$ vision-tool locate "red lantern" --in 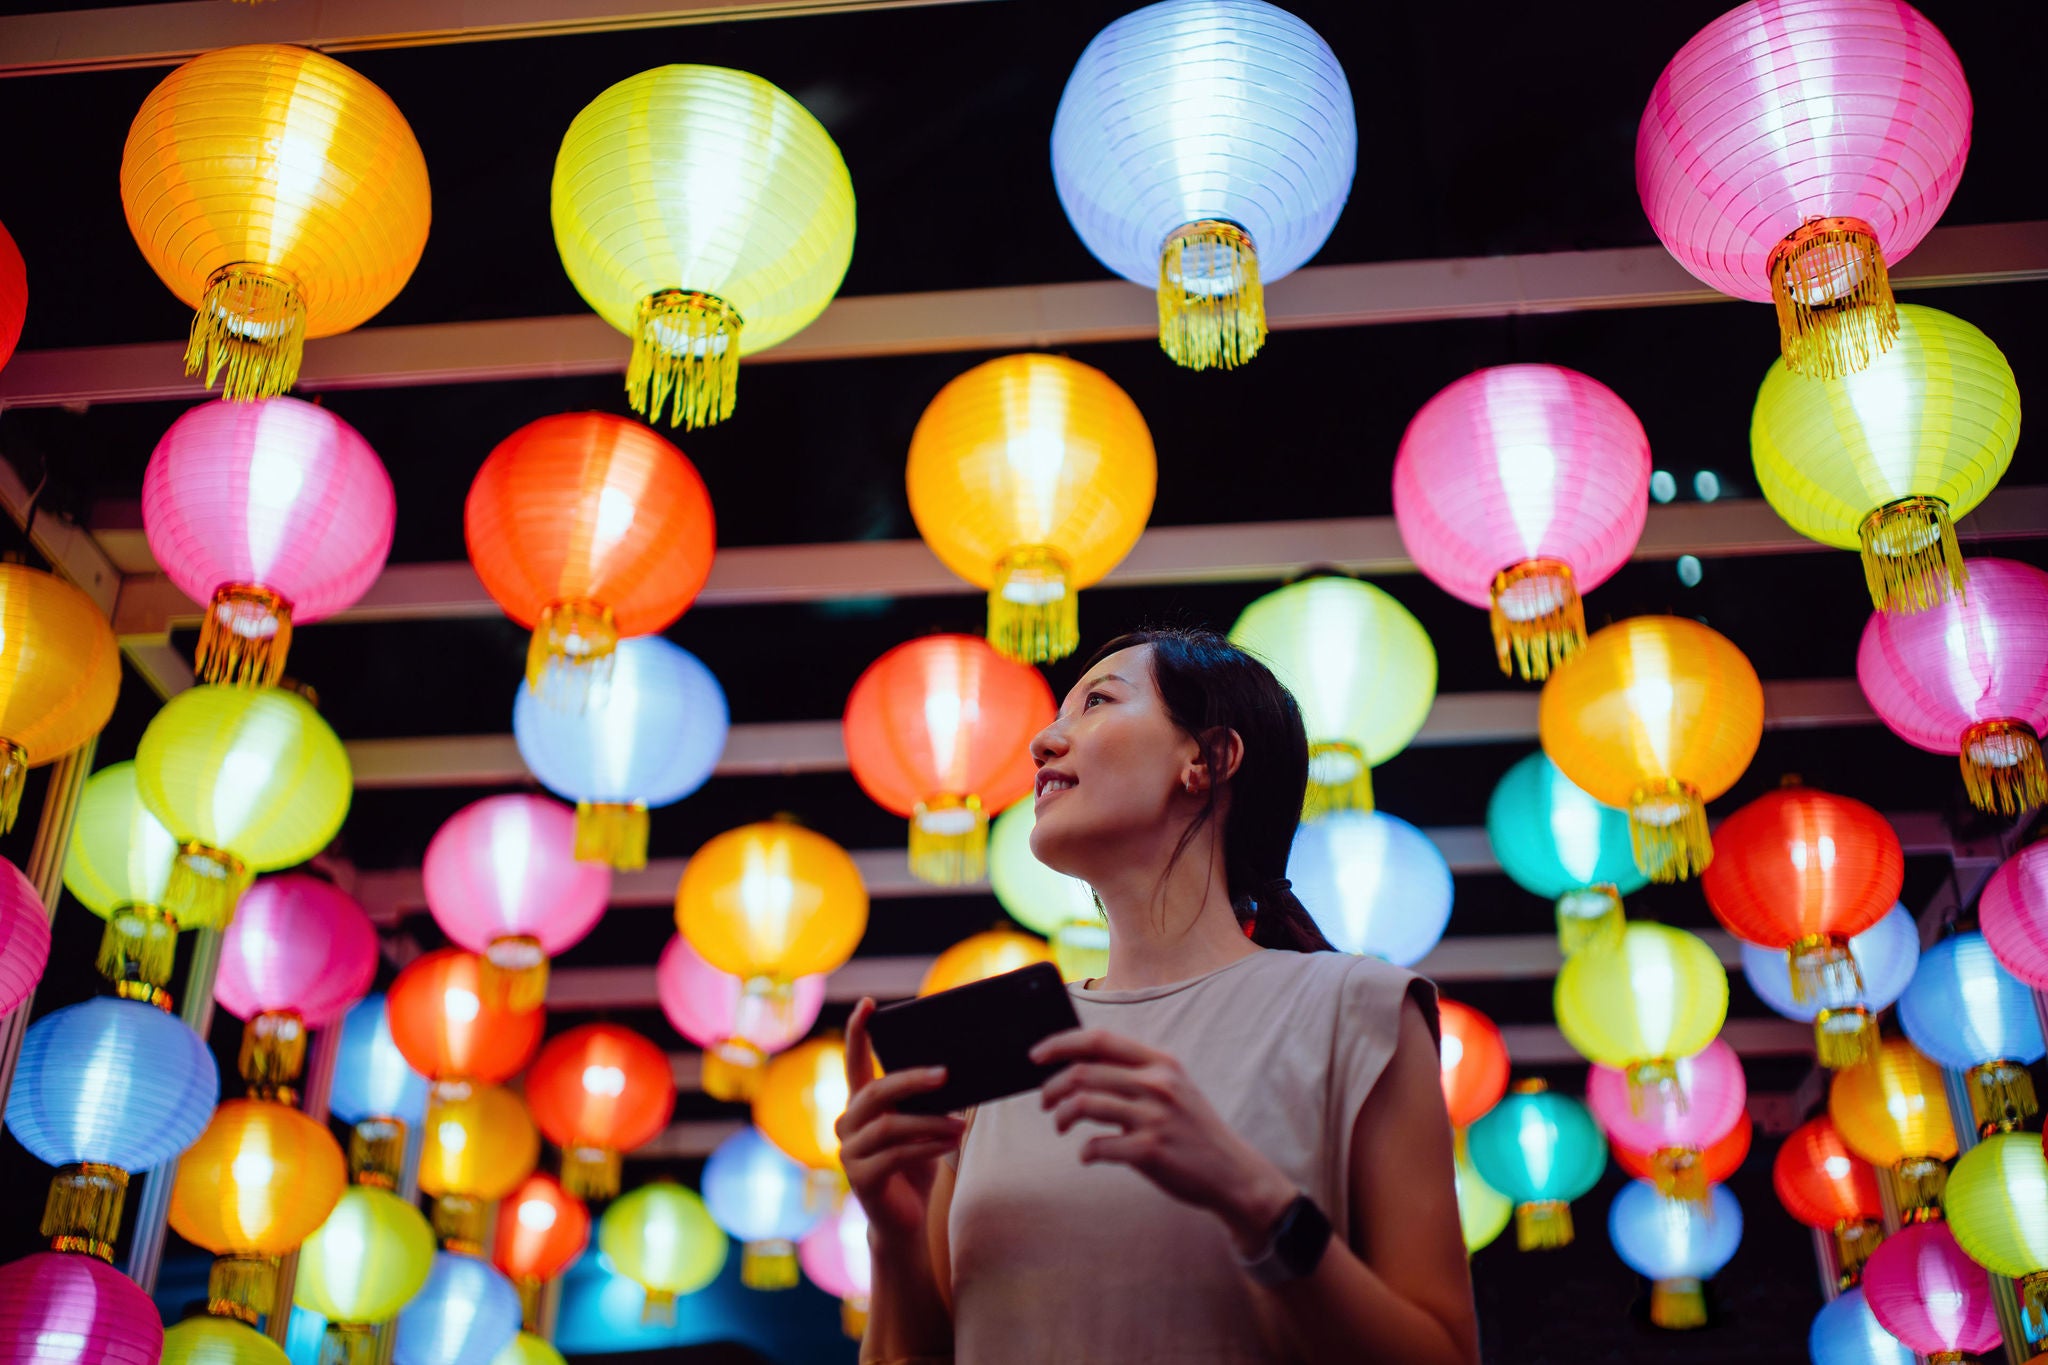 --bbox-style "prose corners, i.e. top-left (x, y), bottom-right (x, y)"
top-left (493, 1172), bottom-right (590, 1327)
top-left (1614, 1111), bottom-right (1751, 1188)
top-left (1437, 998), bottom-right (1510, 1129)
top-left (0, 218), bottom-right (24, 375)
top-left (524, 1023), bottom-right (676, 1199)
top-left (1775, 1115), bottom-right (1887, 1283)
top-left (386, 948), bottom-right (542, 1084)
